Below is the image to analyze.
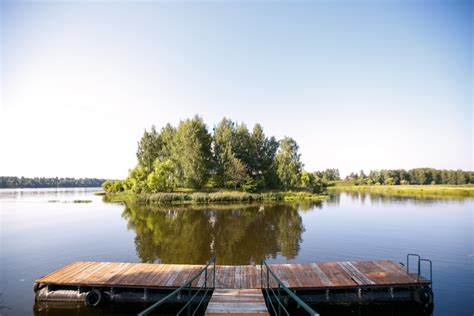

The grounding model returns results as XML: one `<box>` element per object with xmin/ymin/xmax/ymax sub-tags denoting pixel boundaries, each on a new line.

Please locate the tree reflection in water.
<box><xmin>122</xmin><ymin>203</ymin><xmax>321</xmax><ymax>265</ymax></box>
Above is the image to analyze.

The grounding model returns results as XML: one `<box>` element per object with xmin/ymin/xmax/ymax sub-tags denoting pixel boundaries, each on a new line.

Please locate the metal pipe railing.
<box><xmin>261</xmin><ymin>260</ymin><xmax>319</xmax><ymax>316</ymax></box>
<box><xmin>138</xmin><ymin>256</ymin><xmax>216</xmax><ymax>316</ymax></box>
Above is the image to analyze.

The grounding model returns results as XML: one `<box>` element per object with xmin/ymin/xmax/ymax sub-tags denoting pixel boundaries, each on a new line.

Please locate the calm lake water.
<box><xmin>0</xmin><ymin>188</ymin><xmax>472</xmax><ymax>316</ymax></box>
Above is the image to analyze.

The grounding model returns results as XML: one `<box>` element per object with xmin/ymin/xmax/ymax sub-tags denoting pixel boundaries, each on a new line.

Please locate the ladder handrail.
<box><xmin>261</xmin><ymin>260</ymin><xmax>319</xmax><ymax>316</ymax></box>
<box><xmin>138</xmin><ymin>256</ymin><xmax>216</xmax><ymax>316</ymax></box>
<box><xmin>407</xmin><ymin>254</ymin><xmax>421</xmax><ymax>276</ymax></box>
<box><xmin>406</xmin><ymin>253</ymin><xmax>433</xmax><ymax>286</ymax></box>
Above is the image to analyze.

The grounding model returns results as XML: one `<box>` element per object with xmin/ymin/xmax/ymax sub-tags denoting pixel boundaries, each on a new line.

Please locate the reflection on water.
<box><xmin>123</xmin><ymin>203</ymin><xmax>321</xmax><ymax>265</ymax></box>
<box><xmin>332</xmin><ymin>190</ymin><xmax>472</xmax><ymax>205</ymax></box>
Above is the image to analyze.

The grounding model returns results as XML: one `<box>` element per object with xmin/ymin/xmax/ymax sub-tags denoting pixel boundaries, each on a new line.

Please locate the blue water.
<box><xmin>0</xmin><ymin>189</ymin><xmax>472</xmax><ymax>315</ymax></box>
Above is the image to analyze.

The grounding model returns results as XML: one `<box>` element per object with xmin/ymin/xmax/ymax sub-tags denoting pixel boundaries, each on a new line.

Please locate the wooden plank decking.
<box><xmin>35</xmin><ymin>260</ymin><xmax>429</xmax><ymax>290</ymax></box>
<box><xmin>205</xmin><ymin>289</ymin><xmax>269</xmax><ymax>316</ymax></box>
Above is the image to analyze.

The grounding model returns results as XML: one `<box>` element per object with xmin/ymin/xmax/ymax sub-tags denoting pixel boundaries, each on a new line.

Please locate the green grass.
<box><xmin>329</xmin><ymin>184</ymin><xmax>474</xmax><ymax>198</ymax></box>
<box><xmin>104</xmin><ymin>190</ymin><xmax>328</xmax><ymax>205</ymax></box>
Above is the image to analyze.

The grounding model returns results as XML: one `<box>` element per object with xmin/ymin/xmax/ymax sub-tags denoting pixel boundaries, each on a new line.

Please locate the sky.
<box><xmin>0</xmin><ymin>0</ymin><xmax>472</xmax><ymax>179</ymax></box>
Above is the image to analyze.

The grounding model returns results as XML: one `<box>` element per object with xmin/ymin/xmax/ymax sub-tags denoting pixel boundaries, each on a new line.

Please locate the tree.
<box><xmin>213</xmin><ymin>118</ymin><xmax>238</xmax><ymax>187</ymax></box>
<box><xmin>320</xmin><ymin>169</ymin><xmax>340</xmax><ymax>181</ymax></box>
<box><xmin>124</xmin><ymin>164</ymin><xmax>149</xmax><ymax>193</ymax></box>
<box><xmin>147</xmin><ymin>159</ymin><xmax>177</xmax><ymax>192</ymax></box>
<box><xmin>173</xmin><ymin>116</ymin><xmax>213</xmax><ymax>189</ymax></box>
<box><xmin>158</xmin><ymin>123</ymin><xmax>176</xmax><ymax>161</ymax></box>
<box><xmin>345</xmin><ymin>168</ymin><xmax>474</xmax><ymax>186</ymax></box>
<box><xmin>310</xmin><ymin>175</ymin><xmax>328</xmax><ymax>194</ymax></box>
<box><xmin>102</xmin><ymin>180</ymin><xmax>124</xmax><ymax>193</ymax></box>
<box><xmin>225</xmin><ymin>157</ymin><xmax>247</xmax><ymax>189</ymax></box>
<box><xmin>242</xmin><ymin>175</ymin><xmax>257</xmax><ymax>193</ymax></box>
<box><xmin>275</xmin><ymin>137</ymin><xmax>303</xmax><ymax>190</ymax></box>
<box><xmin>136</xmin><ymin>126</ymin><xmax>161</xmax><ymax>173</ymax></box>
<box><xmin>233</xmin><ymin>123</ymin><xmax>252</xmax><ymax>171</ymax></box>
<box><xmin>357</xmin><ymin>170</ymin><xmax>367</xmax><ymax>185</ymax></box>
<box><xmin>300</xmin><ymin>171</ymin><xmax>312</xmax><ymax>188</ymax></box>
<box><xmin>102</xmin><ymin>180</ymin><xmax>113</xmax><ymax>192</ymax></box>
<box><xmin>455</xmin><ymin>170</ymin><xmax>467</xmax><ymax>185</ymax></box>
<box><xmin>249</xmin><ymin>124</ymin><xmax>279</xmax><ymax>189</ymax></box>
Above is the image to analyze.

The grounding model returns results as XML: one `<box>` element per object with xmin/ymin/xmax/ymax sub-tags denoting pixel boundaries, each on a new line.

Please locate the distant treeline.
<box><xmin>345</xmin><ymin>168</ymin><xmax>474</xmax><ymax>185</ymax></box>
<box><xmin>0</xmin><ymin>177</ymin><xmax>107</xmax><ymax>188</ymax></box>
<box><xmin>103</xmin><ymin>116</ymin><xmax>340</xmax><ymax>195</ymax></box>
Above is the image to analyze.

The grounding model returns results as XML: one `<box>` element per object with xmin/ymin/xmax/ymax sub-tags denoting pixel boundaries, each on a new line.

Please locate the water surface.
<box><xmin>0</xmin><ymin>189</ymin><xmax>472</xmax><ymax>315</ymax></box>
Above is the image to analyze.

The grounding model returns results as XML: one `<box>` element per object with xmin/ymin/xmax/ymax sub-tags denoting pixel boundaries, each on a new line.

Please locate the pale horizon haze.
<box><xmin>1</xmin><ymin>0</ymin><xmax>472</xmax><ymax>179</ymax></box>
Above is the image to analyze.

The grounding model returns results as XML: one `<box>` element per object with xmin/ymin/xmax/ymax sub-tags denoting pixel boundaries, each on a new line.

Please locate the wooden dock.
<box><xmin>34</xmin><ymin>259</ymin><xmax>433</xmax><ymax>313</ymax></box>
<box><xmin>35</xmin><ymin>260</ymin><xmax>429</xmax><ymax>290</ymax></box>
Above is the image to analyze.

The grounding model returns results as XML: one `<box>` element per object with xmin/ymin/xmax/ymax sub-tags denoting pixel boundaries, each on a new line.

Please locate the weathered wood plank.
<box><xmin>317</xmin><ymin>262</ymin><xmax>357</xmax><ymax>287</ymax></box>
<box><xmin>205</xmin><ymin>289</ymin><xmax>269</xmax><ymax>316</ymax></box>
<box><xmin>338</xmin><ymin>262</ymin><xmax>375</xmax><ymax>285</ymax></box>
<box><xmin>309</xmin><ymin>263</ymin><xmax>332</xmax><ymax>287</ymax></box>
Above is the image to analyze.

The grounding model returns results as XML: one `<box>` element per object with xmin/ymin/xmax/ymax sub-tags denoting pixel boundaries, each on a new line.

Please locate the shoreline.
<box><xmin>103</xmin><ymin>190</ymin><xmax>329</xmax><ymax>205</ymax></box>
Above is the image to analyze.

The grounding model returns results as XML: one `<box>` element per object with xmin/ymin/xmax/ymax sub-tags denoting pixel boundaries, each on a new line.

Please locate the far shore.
<box><xmin>329</xmin><ymin>184</ymin><xmax>474</xmax><ymax>198</ymax></box>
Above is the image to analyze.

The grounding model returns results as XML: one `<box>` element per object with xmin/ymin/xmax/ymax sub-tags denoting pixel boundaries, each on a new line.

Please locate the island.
<box><xmin>102</xmin><ymin>116</ymin><xmax>335</xmax><ymax>204</ymax></box>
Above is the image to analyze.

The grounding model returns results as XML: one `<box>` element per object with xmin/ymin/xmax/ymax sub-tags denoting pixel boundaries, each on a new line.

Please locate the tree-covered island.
<box><xmin>102</xmin><ymin>116</ymin><xmax>336</xmax><ymax>204</ymax></box>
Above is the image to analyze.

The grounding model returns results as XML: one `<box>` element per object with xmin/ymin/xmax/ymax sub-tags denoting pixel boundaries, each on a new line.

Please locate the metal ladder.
<box><xmin>406</xmin><ymin>254</ymin><xmax>433</xmax><ymax>286</ymax></box>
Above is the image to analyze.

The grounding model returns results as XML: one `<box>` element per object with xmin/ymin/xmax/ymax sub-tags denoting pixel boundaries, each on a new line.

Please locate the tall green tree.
<box><xmin>158</xmin><ymin>123</ymin><xmax>176</xmax><ymax>162</ymax></box>
<box><xmin>136</xmin><ymin>126</ymin><xmax>161</xmax><ymax>173</ymax></box>
<box><xmin>173</xmin><ymin>116</ymin><xmax>213</xmax><ymax>189</ymax></box>
<box><xmin>275</xmin><ymin>137</ymin><xmax>303</xmax><ymax>190</ymax></box>
<box><xmin>213</xmin><ymin>118</ymin><xmax>238</xmax><ymax>187</ymax></box>
<box><xmin>233</xmin><ymin>123</ymin><xmax>252</xmax><ymax>171</ymax></box>
<box><xmin>249</xmin><ymin>124</ymin><xmax>279</xmax><ymax>188</ymax></box>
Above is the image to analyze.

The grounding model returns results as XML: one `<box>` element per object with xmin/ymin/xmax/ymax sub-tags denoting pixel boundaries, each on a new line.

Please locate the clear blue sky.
<box><xmin>1</xmin><ymin>0</ymin><xmax>472</xmax><ymax>178</ymax></box>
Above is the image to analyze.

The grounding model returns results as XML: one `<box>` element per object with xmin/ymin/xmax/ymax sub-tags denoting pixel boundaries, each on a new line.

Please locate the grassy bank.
<box><xmin>104</xmin><ymin>190</ymin><xmax>328</xmax><ymax>205</ymax></box>
<box><xmin>329</xmin><ymin>184</ymin><xmax>474</xmax><ymax>198</ymax></box>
